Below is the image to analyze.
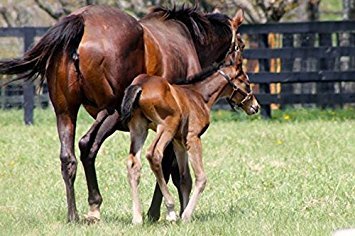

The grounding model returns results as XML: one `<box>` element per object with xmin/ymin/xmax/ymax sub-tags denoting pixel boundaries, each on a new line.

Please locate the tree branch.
<box><xmin>34</xmin><ymin>0</ymin><xmax>65</xmax><ymax>20</ymax></box>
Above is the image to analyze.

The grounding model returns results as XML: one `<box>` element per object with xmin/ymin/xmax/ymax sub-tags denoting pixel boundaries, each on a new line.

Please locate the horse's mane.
<box><xmin>144</xmin><ymin>5</ymin><xmax>231</xmax><ymax>45</ymax></box>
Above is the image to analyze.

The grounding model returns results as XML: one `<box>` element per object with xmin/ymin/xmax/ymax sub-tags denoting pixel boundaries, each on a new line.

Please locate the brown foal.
<box><xmin>121</xmin><ymin>39</ymin><xmax>260</xmax><ymax>223</ymax></box>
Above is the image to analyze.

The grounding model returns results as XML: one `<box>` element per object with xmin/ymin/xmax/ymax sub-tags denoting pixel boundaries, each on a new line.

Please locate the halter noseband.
<box><xmin>217</xmin><ymin>70</ymin><xmax>253</xmax><ymax>112</ymax></box>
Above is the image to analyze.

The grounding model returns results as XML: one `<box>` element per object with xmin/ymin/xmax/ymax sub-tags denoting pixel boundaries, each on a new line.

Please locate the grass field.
<box><xmin>0</xmin><ymin>108</ymin><xmax>354</xmax><ymax>235</ymax></box>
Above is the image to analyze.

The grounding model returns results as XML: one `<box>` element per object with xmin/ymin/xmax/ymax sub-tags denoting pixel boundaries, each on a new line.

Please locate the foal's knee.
<box><xmin>127</xmin><ymin>155</ymin><xmax>142</xmax><ymax>180</ymax></box>
<box><xmin>146</xmin><ymin>151</ymin><xmax>162</xmax><ymax>172</ymax></box>
<box><xmin>195</xmin><ymin>175</ymin><xmax>207</xmax><ymax>192</ymax></box>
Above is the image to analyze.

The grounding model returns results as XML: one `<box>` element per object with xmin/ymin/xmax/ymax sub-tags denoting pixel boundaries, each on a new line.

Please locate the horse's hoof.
<box><xmin>147</xmin><ymin>209</ymin><xmax>160</xmax><ymax>222</ymax></box>
<box><xmin>67</xmin><ymin>214</ymin><xmax>80</xmax><ymax>223</ymax></box>
<box><xmin>181</xmin><ymin>213</ymin><xmax>191</xmax><ymax>223</ymax></box>
<box><xmin>166</xmin><ymin>211</ymin><xmax>177</xmax><ymax>222</ymax></box>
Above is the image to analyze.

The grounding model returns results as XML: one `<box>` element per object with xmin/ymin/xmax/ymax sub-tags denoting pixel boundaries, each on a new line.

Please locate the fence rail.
<box><xmin>0</xmin><ymin>27</ymin><xmax>49</xmax><ymax>124</ymax></box>
<box><xmin>1</xmin><ymin>21</ymin><xmax>355</xmax><ymax>121</ymax></box>
<box><xmin>239</xmin><ymin>20</ymin><xmax>355</xmax><ymax>117</ymax></box>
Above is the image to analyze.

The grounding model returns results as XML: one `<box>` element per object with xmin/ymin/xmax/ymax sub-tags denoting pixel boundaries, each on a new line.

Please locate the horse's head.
<box><xmin>219</xmin><ymin>32</ymin><xmax>260</xmax><ymax>115</ymax></box>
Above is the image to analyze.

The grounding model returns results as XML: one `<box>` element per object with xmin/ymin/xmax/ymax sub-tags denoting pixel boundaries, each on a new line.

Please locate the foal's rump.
<box><xmin>121</xmin><ymin>75</ymin><xmax>181</xmax><ymax>125</ymax></box>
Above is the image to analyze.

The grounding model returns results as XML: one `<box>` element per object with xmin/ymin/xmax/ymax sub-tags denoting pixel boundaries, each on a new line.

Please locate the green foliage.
<box><xmin>320</xmin><ymin>0</ymin><xmax>343</xmax><ymax>21</ymax></box>
<box><xmin>0</xmin><ymin>108</ymin><xmax>354</xmax><ymax>235</ymax></box>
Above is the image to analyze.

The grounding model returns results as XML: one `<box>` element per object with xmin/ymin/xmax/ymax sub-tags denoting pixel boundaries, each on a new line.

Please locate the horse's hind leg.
<box><xmin>173</xmin><ymin>141</ymin><xmax>192</xmax><ymax>216</ymax></box>
<box><xmin>48</xmin><ymin>57</ymin><xmax>81</xmax><ymax>223</ymax></box>
<box><xmin>79</xmin><ymin>109</ymin><xmax>111</xmax><ymax>152</ymax></box>
<box><xmin>55</xmin><ymin>112</ymin><xmax>80</xmax><ymax>222</ymax></box>
<box><xmin>79</xmin><ymin>110</ymin><xmax>120</xmax><ymax>223</ymax></box>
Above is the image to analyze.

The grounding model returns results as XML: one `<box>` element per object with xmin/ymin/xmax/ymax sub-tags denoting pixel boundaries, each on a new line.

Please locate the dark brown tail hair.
<box><xmin>0</xmin><ymin>14</ymin><xmax>84</xmax><ymax>85</ymax></box>
<box><xmin>121</xmin><ymin>85</ymin><xmax>142</xmax><ymax>124</ymax></box>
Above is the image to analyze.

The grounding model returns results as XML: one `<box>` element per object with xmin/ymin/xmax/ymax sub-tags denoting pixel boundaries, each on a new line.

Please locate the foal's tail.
<box><xmin>121</xmin><ymin>85</ymin><xmax>142</xmax><ymax>124</ymax></box>
<box><xmin>0</xmin><ymin>14</ymin><xmax>84</xmax><ymax>85</ymax></box>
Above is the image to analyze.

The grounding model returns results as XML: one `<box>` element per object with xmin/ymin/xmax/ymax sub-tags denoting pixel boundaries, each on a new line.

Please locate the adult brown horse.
<box><xmin>121</xmin><ymin>34</ymin><xmax>259</xmax><ymax>223</ymax></box>
<box><xmin>0</xmin><ymin>5</ymin><xmax>245</xmax><ymax>223</ymax></box>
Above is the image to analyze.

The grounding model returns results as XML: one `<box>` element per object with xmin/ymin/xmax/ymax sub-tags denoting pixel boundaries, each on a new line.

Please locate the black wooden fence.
<box><xmin>1</xmin><ymin>21</ymin><xmax>355</xmax><ymax>122</ymax></box>
<box><xmin>0</xmin><ymin>27</ymin><xmax>48</xmax><ymax>124</ymax></box>
<box><xmin>239</xmin><ymin>21</ymin><xmax>355</xmax><ymax>118</ymax></box>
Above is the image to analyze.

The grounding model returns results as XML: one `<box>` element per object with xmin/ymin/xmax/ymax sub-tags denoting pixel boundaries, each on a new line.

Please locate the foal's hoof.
<box><xmin>166</xmin><ymin>211</ymin><xmax>177</xmax><ymax>222</ymax></box>
<box><xmin>84</xmin><ymin>215</ymin><xmax>100</xmax><ymax>225</ymax></box>
<box><xmin>132</xmin><ymin>216</ymin><xmax>143</xmax><ymax>225</ymax></box>
<box><xmin>84</xmin><ymin>210</ymin><xmax>101</xmax><ymax>224</ymax></box>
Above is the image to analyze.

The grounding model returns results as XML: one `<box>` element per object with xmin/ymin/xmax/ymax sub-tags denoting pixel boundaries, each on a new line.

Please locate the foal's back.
<box><xmin>130</xmin><ymin>74</ymin><xmax>210</xmax><ymax>135</ymax></box>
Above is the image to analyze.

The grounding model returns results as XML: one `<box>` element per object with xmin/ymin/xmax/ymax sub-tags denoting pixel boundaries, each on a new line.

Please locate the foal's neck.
<box><xmin>192</xmin><ymin>66</ymin><xmax>235</xmax><ymax>109</ymax></box>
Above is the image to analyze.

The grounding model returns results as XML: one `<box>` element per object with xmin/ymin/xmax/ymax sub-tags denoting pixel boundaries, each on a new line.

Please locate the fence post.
<box><xmin>281</xmin><ymin>33</ymin><xmax>294</xmax><ymax>109</ymax></box>
<box><xmin>318</xmin><ymin>33</ymin><xmax>335</xmax><ymax>108</ymax></box>
<box><xmin>23</xmin><ymin>28</ymin><xmax>35</xmax><ymax>125</ymax></box>
<box><xmin>258</xmin><ymin>34</ymin><xmax>271</xmax><ymax>118</ymax></box>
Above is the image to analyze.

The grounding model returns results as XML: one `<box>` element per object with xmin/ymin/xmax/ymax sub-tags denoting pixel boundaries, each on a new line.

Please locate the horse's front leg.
<box><xmin>181</xmin><ymin>136</ymin><xmax>207</xmax><ymax>222</ymax></box>
<box><xmin>127</xmin><ymin>113</ymin><xmax>148</xmax><ymax>224</ymax></box>
<box><xmin>146</xmin><ymin>125</ymin><xmax>177</xmax><ymax>222</ymax></box>
<box><xmin>79</xmin><ymin>110</ymin><xmax>120</xmax><ymax>223</ymax></box>
<box><xmin>56</xmin><ymin>112</ymin><xmax>80</xmax><ymax>223</ymax></box>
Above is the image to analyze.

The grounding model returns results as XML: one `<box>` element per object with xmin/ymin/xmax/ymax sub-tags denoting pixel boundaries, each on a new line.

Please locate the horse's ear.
<box><xmin>213</xmin><ymin>8</ymin><xmax>221</xmax><ymax>13</ymax></box>
<box><xmin>232</xmin><ymin>9</ymin><xmax>244</xmax><ymax>29</ymax></box>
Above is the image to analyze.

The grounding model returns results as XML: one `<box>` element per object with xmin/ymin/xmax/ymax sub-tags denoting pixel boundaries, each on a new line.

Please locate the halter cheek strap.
<box><xmin>218</xmin><ymin>70</ymin><xmax>253</xmax><ymax>111</ymax></box>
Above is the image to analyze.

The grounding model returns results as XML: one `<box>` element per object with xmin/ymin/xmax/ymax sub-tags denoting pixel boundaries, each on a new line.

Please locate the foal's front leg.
<box><xmin>127</xmin><ymin>114</ymin><xmax>148</xmax><ymax>224</ymax></box>
<box><xmin>146</xmin><ymin>125</ymin><xmax>177</xmax><ymax>222</ymax></box>
<box><xmin>181</xmin><ymin>136</ymin><xmax>207</xmax><ymax>222</ymax></box>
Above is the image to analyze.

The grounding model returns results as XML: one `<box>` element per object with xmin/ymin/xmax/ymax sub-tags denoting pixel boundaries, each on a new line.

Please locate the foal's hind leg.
<box><xmin>127</xmin><ymin>113</ymin><xmax>148</xmax><ymax>224</ymax></box>
<box><xmin>146</xmin><ymin>125</ymin><xmax>177</xmax><ymax>222</ymax></box>
<box><xmin>147</xmin><ymin>142</ymin><xmax>177</xmax><ymax>222</ymax></box>
<box><xmin>79</xmin><ymin>110</ymin><xmax>120</xmax><ymax>223</ymax></box>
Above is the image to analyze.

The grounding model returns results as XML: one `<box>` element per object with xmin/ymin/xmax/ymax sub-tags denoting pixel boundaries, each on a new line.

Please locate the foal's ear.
<box><xmin>232</xmin><ymin>9</ymin><xmax>244</xmax><ymax>29</ymax></box>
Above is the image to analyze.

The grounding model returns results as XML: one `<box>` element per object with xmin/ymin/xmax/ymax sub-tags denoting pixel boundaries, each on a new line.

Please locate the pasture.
<box><xmin>0</xmin><ymin>108</ymin><xmax>354</xmax><ymax>235</ymax></box>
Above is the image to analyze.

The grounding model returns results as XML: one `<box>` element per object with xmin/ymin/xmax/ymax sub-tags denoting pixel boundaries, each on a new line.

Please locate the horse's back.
<box><xmin>74</xmin><ymin>5</ymin><xmax>145</xmax><ymax>111</ymax></box>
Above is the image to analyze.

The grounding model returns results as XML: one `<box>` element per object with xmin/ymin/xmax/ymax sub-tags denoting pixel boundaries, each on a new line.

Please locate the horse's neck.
<box><xmin>196</xmin><ymin>31</ymin><xmax>231</xmax><ymax>68</ymax></box>
<box><xmin>192</xmin><ymin>67</ymin><xmax>234</xmax><ymax>109</ymax></box>
<box><xmin>140</xmin><ymin>20</ymin><xmax>202</xmax><ymax>80</ymax></box>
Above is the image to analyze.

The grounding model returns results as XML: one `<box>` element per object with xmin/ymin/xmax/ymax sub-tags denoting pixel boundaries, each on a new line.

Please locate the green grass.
<box><xmin>0</xmin><ymin>108</ymin><xmax>354</xmax><ymax>235</ymax></box>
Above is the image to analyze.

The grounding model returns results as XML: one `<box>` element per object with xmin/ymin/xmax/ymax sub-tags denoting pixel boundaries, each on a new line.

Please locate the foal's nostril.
<box><xmin>253</xmin><ymin>104</ymin><xmax>260</xmax><ymax>113</ymax></box>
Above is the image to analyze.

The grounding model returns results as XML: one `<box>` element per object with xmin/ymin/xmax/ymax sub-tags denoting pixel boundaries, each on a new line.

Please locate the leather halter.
<box><xmin>217</xmin><ymin>69</ymin><xmax>253</xmax><ymax>111</ymax></box>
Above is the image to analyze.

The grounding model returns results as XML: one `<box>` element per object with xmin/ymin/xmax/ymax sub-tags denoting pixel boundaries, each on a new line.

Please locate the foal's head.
<box><xmin>220</xmin><ymin>32</ymin><xmax>260</xmax><ymax>115</ymax></box>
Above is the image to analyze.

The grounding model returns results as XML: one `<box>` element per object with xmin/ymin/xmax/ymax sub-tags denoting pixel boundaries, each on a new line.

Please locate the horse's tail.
<box><xmin>0</xmin><ymin>14</ymin><xmax>84</xmax><ymax>85</ymax></box>
<box><xmin>121</xmin><ymin>85</ymin><xmax>142</xmax><ymax>124</ymax></box>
